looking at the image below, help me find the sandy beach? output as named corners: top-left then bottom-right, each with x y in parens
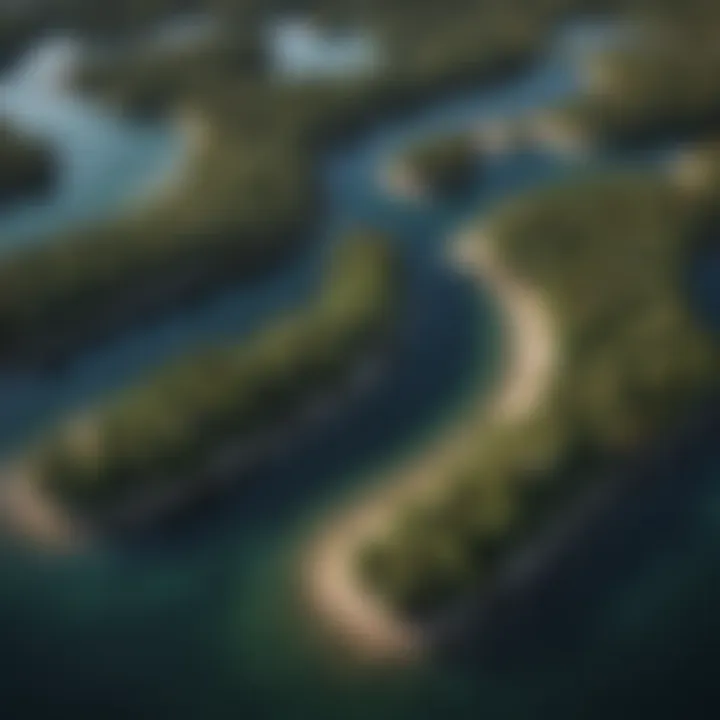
top-left (380, 159), bottom-right (428, 204)
top-left (0, 465), bottom-right (83, 551)
top-left (529, 110), bottom-right (591, 158)
top-left (0, 351), bottom-right (388, 551)
top-left (126, 105), bottom-right (212, 214)
top-left (303, 226), bottom-right (557, 661)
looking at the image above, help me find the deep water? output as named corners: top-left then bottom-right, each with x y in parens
top-left (0, 22), bottom-right (718, 720)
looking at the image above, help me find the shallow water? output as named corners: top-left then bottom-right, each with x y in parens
top-left (0, 22), bottom-right (717, 720)
top-left (0, 37), bottom-right (184, 249)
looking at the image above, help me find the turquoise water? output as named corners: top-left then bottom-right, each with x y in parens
top-left (0, 37), bottom-right (185, 249)
top-left (0, 23), bottom-right (717, 720)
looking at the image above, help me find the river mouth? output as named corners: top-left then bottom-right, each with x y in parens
top-left (0, 17), bottom-right (714, 720)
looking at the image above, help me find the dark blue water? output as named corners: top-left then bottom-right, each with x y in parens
top-left (1, 22), bottom-right (717, 720)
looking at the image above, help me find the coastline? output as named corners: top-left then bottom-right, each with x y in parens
top-left (0, 352), bottom-right (390, 550)
top-left (123, 105), bottom-right (212, 215)
top-left (303, 227), bottom-right (557, 661)
top-left (0, 464), bottom-right (84, 552)
top-left (379, 159), bottom-right (428, 204)
top-left (529, 110), bottom-right (592, 158)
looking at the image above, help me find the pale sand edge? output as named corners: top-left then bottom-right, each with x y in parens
top-left (303, 226), bottom-right (558, 662)
top-left (0, 109), bottom-right (212, 553)
top-left (0, 464), bottom-right (84, 551)
top-left (125, 105), bottom-right (213, 214)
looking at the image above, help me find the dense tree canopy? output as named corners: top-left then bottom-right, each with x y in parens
top-left (556, 1), bottom-right (720, 145)
top-left (359, 170), bottom-right (720, 616)
top-left (33, 231), bottom-right (401, 514)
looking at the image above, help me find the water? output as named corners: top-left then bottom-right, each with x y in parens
top-left (0, 21), bottom-right (718, 720)
top-left (267, 18), bottom-right (382, 81)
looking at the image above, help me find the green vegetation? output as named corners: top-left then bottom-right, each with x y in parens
top-left (33, 231), bottom-right (401, 514)
top-left (0, 2), bottom-right (559, 364)
top-left (351, 0), bottom-right (720, 618)
top-left (0, 0), bottom-right (658, 364)
top-left (556, 2), bottom-right (720, 145)
top-left (400, 133), bottom-right (479, 196)
top-left (34, 233), bottom-right (401, 510)
top-left (0, 127), bottom-right (315, 364)
top-left (0, 122), bottom-right (56, 203)
top-left (358, 171), bottom-right (720, 616)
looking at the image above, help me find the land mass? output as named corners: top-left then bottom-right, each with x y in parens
top-left (305, 226), bottom-right (556, 659)
top-left (0, 1), bottom-right (552, 368)
top-left (305, 162), bottom-right (720, 659)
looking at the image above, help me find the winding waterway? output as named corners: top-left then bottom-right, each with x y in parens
top-left (0, 22), bottom-right (718, 720)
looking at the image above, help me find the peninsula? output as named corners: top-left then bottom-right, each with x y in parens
top-left (306, 166), bottom-right (720, 658)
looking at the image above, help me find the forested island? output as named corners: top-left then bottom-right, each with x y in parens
top-left (388, 133), bottom-right (479, 199)
top-left (352, 168), bottom-right (720, 619)
top-left (0, 122), bottom-right (56, 204)
top-left (22, 232), bottom-right (400, 525)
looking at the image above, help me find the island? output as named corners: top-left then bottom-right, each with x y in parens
top-left (302, 0), bottom-right (720, 662)
top-left (385, 133), bottom-right (480, 200)
top-left (306, 161), bottom-right (720, 658)
top-left (2, 231), bottom-right (401, 540)
top-left (0, 122), bottom-right (56, 204)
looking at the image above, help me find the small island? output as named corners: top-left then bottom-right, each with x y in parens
top-left (385, 133), bottom-right (479, 200)
top-left (0, 122), bottom-right (56, 205)
top-left (3, 231), bottom-right (401, 538)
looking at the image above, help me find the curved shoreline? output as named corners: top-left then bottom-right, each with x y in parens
top-left (303, 227), bottom-right (557, 661)
top-left (125, 106), bottom-right (212, 214)
top-left (0, 114), bottom-right (211, 553)
top-left (0, 464), bottom-right (84, 551)
top-left (0, 349), bottom-right (392, 551)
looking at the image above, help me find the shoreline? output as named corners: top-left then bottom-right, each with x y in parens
top-left (0, 352), bottom-right (390, 551)
top-left (303, 227), bottom-right (557, 662)
top-left (379, 159), bottom-right (428, 204)
top-left (123, 105), bottom-right (213, 215)
top-left (0, 464), bottom-right (84, 552)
